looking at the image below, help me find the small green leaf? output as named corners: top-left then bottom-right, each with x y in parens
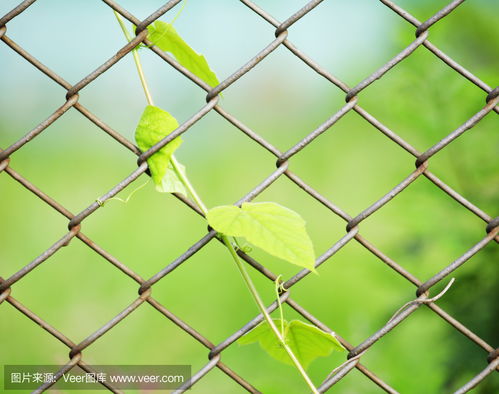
top-left (207, 202), bottom-right (316, 271)
top-left (147, 21), bottom-right (220, 88)
top-left (157, 161), bottom-right (188, 196)
top-left (237, 320), bottom-right (274, 346)
top-left (238, 319), bottom-right (345, 369)
top-left (135, 105), bottom-right (182, 188)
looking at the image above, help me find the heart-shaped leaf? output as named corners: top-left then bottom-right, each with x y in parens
top-left (238, 319), bottom-right (345, 369)
top-left (207, 202), bottom-right (316, 271)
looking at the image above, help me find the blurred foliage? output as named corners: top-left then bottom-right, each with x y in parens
top-left (0, 1), bottom-right (497, 393)
top-left (363, 2), bottom-right (499, 393)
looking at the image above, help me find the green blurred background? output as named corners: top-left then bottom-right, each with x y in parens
top-left (0, 0), bottom-right (498, 393)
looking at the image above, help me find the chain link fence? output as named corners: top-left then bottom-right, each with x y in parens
top-left (0, 0), bottom-right (498, 392)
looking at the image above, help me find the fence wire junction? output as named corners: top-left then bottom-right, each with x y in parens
top-left (0, 0), bottom-right (498, 392)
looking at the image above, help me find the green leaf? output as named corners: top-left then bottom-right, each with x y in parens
top-left (135, 105), bottom-right (182, 188)
top-left (238, 319), bottom-right (345, 369)
top-left (237, 320), bottom-right (274, 346)
top-left (147, 21), bottom-right (220, 88)
top-left (157, 161), bottom-right (188, 196)
top-left (206, 202), bottom-right (316, 271)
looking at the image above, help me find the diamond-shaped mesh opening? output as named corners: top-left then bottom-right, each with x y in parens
top-left (10, 239), bottom-right (139, 340)
top-left (422, 1), bottom-right (499, 74)
top-left (4, 108), bottom-right (137, 212)
top-left (81, 176), bottom-right (206, 278)
top-left (82, 303), bottom-right (205, 365)
top-left (291, 240), bottom-right (410, 340)
top-left (0, 174), bottom-right (67, 276)
top-left (358, 176), bottom-right (488, 279)
top-left (359, 306), bottom-right (458, 392)
top-left (426, 118), bottom-right (499, 214)
top-left (291, 110), bottom-right (414, 214)
top-left (289, 0), bottom-right (417, 83)
top-left (0, 51), bottom-right (64, 138)
top-left (151, 241), bottom-right (256, 341)
top-left (220, 46), bottom-right (345, 151)
top-left (176, 112), bottom-right (278, 207)
top-left (3, 1), bottom-right (122, 82)
top-left (360, 47), bottom-right (489, 149)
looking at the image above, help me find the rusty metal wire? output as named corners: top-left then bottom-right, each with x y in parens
top-left (1, 0), bottom-right (498, 393)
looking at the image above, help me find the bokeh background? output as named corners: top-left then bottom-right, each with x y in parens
top-left (1, 0), bottom-right (498, 393)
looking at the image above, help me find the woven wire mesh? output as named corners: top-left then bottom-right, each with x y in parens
top-left (0, 0), bottom-right (498, 392)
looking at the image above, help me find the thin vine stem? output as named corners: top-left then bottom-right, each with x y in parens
top-left (113, 11), bottom-right (154, 106)
top-left (223, 236), bottom-right (318, 393)
top-left (170, 156), bottom-right (208, 215)
top-left (170, 0), bottom-right (188, 26)
top-left (275, 275), bottom-right (285, 336)
top-left (113, 14), bottom-right (318, 393)
top-left (114, 11), bottom-right (203, 210)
